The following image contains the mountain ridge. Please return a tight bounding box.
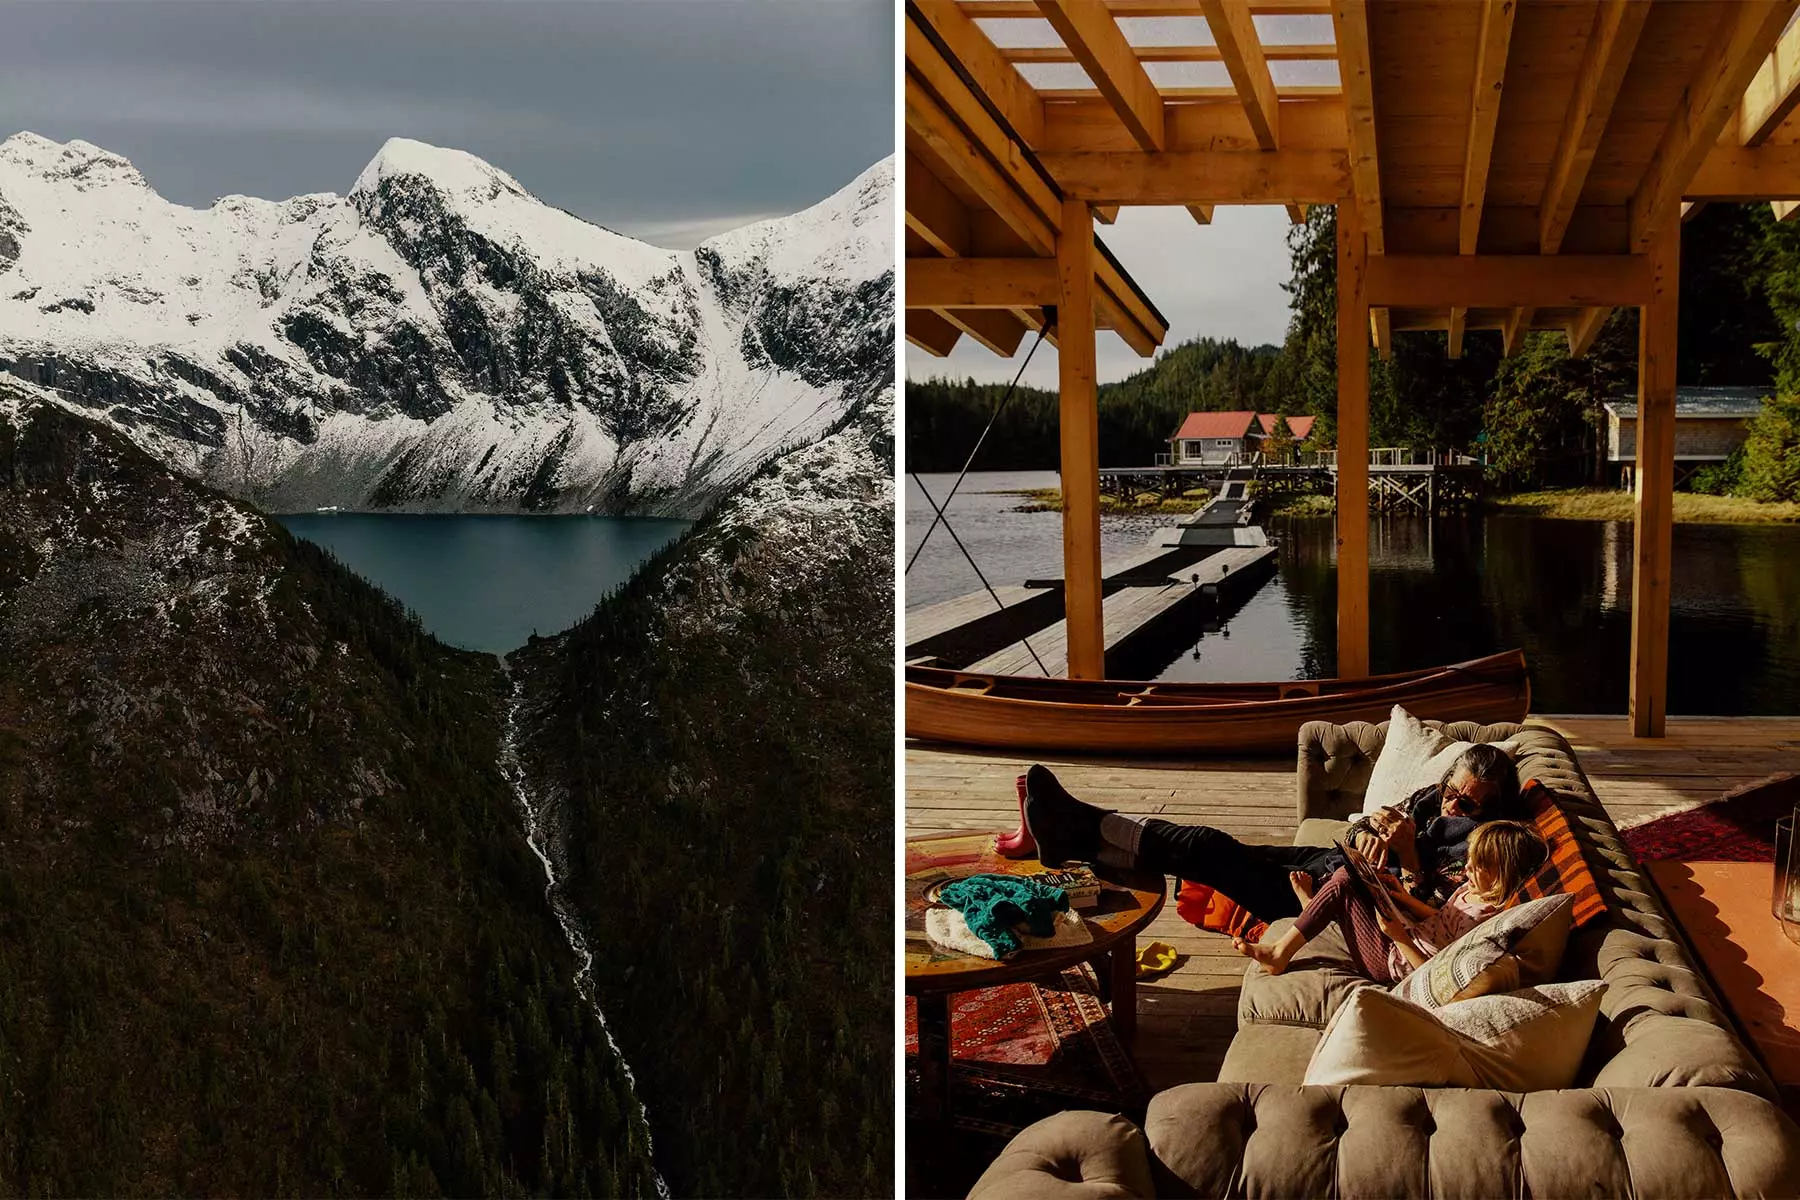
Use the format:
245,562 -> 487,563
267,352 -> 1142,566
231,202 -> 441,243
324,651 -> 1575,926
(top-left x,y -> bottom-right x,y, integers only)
0,133 -> 893,515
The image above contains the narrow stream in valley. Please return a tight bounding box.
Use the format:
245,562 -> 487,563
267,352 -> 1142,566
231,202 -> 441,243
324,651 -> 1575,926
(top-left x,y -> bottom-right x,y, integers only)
497,667 -> 670,1199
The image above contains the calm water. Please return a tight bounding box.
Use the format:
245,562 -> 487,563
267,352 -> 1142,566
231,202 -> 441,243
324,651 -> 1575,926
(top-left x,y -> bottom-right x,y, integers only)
279,513 -> 691,654
904,472 -> 1800,714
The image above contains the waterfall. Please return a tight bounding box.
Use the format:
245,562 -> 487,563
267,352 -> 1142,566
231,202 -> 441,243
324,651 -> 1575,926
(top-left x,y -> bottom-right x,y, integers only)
497,666 -> 670,1199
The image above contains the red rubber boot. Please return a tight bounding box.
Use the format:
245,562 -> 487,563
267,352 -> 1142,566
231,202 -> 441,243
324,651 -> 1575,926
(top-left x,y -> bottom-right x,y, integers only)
994,774 -> 1038,859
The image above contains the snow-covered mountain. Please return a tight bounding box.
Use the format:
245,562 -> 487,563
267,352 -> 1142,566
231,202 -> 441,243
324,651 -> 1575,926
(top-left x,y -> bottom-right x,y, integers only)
0,133 -> 892,513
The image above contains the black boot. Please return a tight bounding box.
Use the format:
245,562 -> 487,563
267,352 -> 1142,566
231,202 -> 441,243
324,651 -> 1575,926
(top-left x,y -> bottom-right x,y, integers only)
1023,765 -> 1107,868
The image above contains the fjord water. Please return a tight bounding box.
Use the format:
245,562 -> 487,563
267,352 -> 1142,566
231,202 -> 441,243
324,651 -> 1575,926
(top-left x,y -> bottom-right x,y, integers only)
905,471 -> 1800,714
279,513 -> 691,653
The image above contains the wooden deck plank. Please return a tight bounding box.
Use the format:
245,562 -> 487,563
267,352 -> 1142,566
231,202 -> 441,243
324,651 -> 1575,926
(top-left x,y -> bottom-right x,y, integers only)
905,712 -> 1796,1102
904,585 -> 1044,645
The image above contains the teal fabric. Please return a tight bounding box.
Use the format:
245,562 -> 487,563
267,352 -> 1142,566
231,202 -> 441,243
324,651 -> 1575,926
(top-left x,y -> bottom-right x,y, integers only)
938,873 -> 1071,958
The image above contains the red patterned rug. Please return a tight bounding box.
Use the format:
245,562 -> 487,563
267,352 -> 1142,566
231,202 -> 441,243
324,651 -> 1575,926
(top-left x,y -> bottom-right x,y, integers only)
1621,773 -> 1800,863
903,963 -> 1146,1139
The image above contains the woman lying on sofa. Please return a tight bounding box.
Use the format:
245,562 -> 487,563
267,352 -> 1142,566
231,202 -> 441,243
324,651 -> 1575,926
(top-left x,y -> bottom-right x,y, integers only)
1019,742 -> 1521,926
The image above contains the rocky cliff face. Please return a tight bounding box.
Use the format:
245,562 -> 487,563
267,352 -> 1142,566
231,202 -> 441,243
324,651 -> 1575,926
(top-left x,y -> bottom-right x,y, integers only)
0,133 -> 892,514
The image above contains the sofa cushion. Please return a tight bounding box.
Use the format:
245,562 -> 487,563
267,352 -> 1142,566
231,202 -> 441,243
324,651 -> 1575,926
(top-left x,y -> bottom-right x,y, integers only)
1303,981 -> 1607,1091
1294,817 -> 1350,848
1391,892 -> 1574,1009
1517,780 -> 1608,927
966,1110 -> 1154,1200
1215,1022 -> 1321,1084
1237,920 -> 1377,1030
1361,704 -> 1521,814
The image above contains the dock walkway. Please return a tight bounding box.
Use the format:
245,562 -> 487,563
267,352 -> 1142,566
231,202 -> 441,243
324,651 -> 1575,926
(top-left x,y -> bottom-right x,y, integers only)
905,716 -> 1800,1093
963,545 -> 1275,677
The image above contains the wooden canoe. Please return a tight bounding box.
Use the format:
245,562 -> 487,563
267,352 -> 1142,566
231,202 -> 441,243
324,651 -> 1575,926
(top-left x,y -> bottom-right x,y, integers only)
905,649 -> 1530,755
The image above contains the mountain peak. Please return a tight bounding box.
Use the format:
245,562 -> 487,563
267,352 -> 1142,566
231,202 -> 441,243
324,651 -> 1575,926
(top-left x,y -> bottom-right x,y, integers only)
351,137 -> 530,204
1,131 -> 149,191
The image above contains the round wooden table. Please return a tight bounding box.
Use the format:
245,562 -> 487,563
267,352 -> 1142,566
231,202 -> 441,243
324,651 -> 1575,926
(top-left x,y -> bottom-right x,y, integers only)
905,830 -> 1166,1124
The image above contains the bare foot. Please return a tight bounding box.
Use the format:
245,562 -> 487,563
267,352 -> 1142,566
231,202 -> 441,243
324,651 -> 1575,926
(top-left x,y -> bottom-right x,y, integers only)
1233,935 -> 1290,976
1289,869 -> 1315,905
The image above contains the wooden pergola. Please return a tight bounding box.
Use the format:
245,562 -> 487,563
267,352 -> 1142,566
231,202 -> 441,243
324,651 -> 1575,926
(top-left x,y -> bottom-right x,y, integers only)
905,0 -> 1800,737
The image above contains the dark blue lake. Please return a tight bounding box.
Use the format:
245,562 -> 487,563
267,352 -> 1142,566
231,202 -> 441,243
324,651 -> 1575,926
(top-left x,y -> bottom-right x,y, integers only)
278,513 -> 692,654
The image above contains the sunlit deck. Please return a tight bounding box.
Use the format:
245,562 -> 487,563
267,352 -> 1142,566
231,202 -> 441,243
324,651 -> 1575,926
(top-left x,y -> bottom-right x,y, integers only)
906,715 -> 1800,1094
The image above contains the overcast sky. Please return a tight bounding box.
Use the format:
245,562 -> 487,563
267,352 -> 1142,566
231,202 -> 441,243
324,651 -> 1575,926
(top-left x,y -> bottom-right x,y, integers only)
908,204 -> 1300,389
0,0 -> 892,249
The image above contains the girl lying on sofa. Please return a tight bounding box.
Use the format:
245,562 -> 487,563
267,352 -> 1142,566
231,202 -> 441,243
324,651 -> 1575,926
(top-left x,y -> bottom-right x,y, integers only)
1233,820 -> 1549,984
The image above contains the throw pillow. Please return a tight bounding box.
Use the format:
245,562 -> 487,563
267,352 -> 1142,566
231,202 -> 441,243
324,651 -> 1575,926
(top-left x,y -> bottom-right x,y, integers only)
1360,705 -> 1521,815
1390,892 -> 1574,1008
1515,780 -> 1608,927
1304,980 -> 1606,1091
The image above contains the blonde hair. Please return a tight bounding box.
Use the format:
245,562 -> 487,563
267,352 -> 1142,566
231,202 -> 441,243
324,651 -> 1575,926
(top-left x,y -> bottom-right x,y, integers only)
1465,820 -> 1549,904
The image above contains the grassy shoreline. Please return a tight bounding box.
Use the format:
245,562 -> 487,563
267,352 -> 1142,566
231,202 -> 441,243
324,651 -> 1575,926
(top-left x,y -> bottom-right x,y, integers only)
1489,488 -> 1800,524
996,485 -> 1800,524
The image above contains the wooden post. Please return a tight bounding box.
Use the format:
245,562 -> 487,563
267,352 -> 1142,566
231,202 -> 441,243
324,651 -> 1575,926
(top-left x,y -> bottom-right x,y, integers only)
1630,221 -> 1679,736
1058,200 -> 1105,679
1336,203 -> 1372,678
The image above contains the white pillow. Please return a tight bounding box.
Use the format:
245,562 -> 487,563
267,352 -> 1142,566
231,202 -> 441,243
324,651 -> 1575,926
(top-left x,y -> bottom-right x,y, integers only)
1303,980 -> 1605,1091
1360,704 -> 1520,815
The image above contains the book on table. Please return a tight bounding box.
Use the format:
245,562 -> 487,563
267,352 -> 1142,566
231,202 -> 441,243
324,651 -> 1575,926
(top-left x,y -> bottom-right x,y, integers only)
1032,866 -> 1103,910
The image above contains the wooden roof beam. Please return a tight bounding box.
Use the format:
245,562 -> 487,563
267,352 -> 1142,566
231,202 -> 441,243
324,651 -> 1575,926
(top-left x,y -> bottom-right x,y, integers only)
904,73 -> 1056,257
907,258 -> 1061,308
1447,307 -> 1466,359
1040,149 -> 1348,204
1459,0 -> 1518,256
1332,0 -> 1384,253
1738,14 -> 1800,146
1370,307 -> 1392,360
1036,0 -> 1166,152
905,152 -> 971,257
1687,142 -> 1800,199
912,0 -> 1045,146
1093,205 -> 1120,224
1286,203 -> 1307,224
907,309 -> 963,356
1539,0 -> 1650,254
1188,205 -> 1215,225
1201,0 -> 1280,150
1567,307 -> 1609,358
1094,251 -> 1169,351
1628,0 -> 1799,251
1365,254 -> 1652,309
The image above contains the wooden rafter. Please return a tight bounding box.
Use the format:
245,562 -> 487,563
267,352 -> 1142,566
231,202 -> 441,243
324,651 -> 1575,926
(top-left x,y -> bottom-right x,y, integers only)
1042,97 -> 1345,154
912,0 -> 1044,145
1039,149 -> 1348,205
1035,0 -> 1166,152
1332,0 -> 1384,253
1540,0 -> 1648,255
1502,306 -> 1532,356
1777,200 -> 1800,221
1459,0 -> 1517,256
1000,42 -> 1335,65
1369,307 -> 1392,360
1447,307 -> 1466,359
1628,0 -> 1798,251
907,309 -> 962,356
940,308 -> 1029,356
1286,204 -> 1307,224
1187,205 -> 1215,225
1201,0 -> 1280,150
1566,306 -> 1609,357
905,77 -> 1057,256
905,153 -> 970,257
964,0 -> 1334,15
1738,14 -> 1800,146
1688,142 -> 1800,200
1093,205 -> 1120,224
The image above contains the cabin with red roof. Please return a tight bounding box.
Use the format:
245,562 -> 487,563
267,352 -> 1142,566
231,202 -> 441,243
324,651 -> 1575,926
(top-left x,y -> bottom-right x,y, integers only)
1168,412 -> 1317,466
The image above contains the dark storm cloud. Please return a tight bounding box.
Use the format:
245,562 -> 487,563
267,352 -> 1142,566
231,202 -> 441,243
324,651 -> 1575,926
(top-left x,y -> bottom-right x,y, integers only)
0,0 -> 893,246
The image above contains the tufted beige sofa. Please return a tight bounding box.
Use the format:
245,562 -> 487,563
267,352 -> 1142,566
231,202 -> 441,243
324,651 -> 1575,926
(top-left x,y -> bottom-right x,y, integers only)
966,720 -> 1800,1199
